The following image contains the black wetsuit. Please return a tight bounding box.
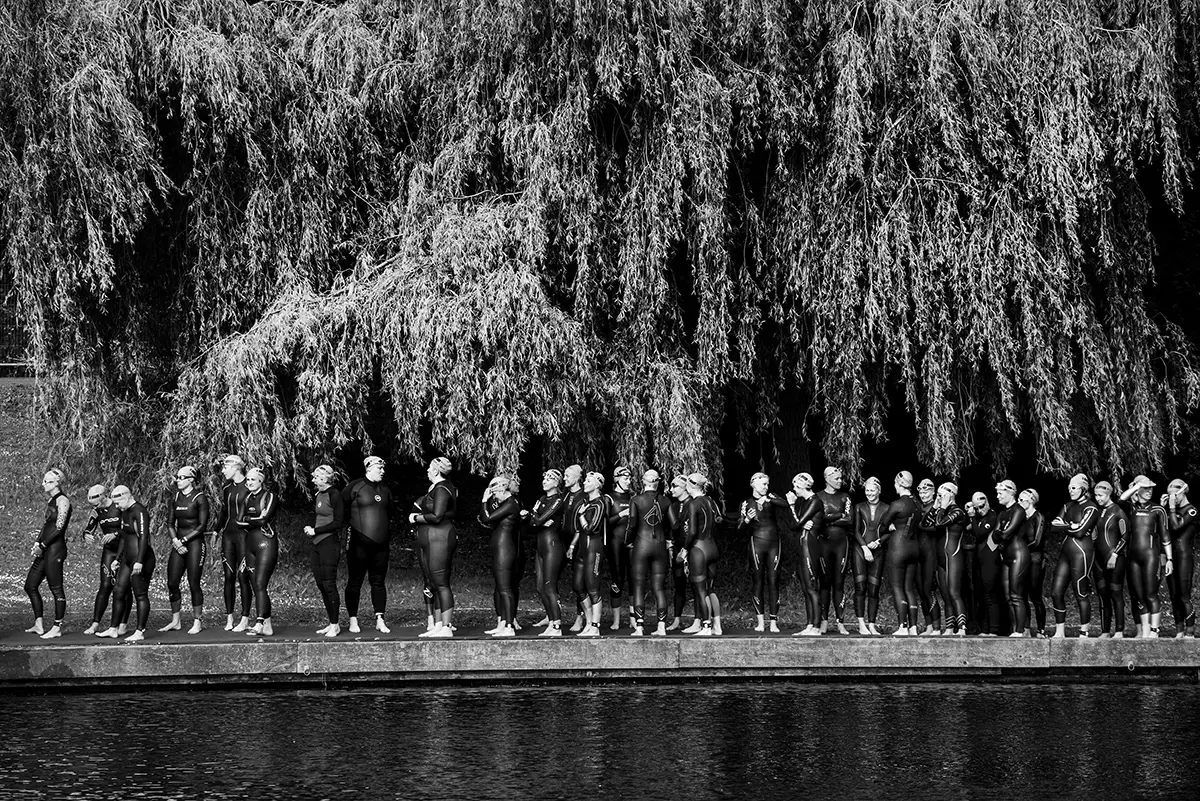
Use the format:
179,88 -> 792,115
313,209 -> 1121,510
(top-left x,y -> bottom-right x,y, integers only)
241,488 -> 279,621
343,478 -> 393,617
311,488 -> 344,625
995,504 -> 1029,634
1093,502 -> 1128,635
167,488 -> 209,613
1168,503 -> 1198,634
668,499 -> 689,619
26,491 -> 72,623
970,508 -> 1002,634
531,492 -> 566,623
852,500 -> 888,623
113,502 -> 155,631
480,496 -> 522,627
575,495 -> 609,608
607,489 -> 633,611
816,489 -> 853,625
560,487 -> 588,616
740,494 -> 790,621
1023,510 -> 1047,633
83,502 -> 129,626
1050,498 -> 1099,626
1125,500 -> 1169,622
415,479 -> 457,615
929,503 -> 968,632
629,490 -> 672,627
214,479 -> 252,619
914,499 -> 942,630
790,495 -> 825,629
685,495 -> 721,625
879,495 -> 919,629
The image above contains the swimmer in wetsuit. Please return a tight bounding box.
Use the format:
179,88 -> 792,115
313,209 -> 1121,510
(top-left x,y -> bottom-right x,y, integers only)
1119,475 -> 1172,638
408,456 -> 458,638
666,475 -> 692,631
304,465 -> 345,638
238,468 -> 279,636
816,467 -> 854,635
81,484 -> 130,637
682,472 -> 721,636
739,471 -> 790,633
988,480 -> 1029,638
852,477 -> 888,636
480,475 -> 525,638
627,469 -> 672,637
160,465 -> 209,635
103,485 -> 155,642
1164,479 -> 1198,638
967,492 -> 1002,635
530,469 -> 567,637
1018,489 -> 1048,637
25,469 -> 72,638
878,472 -> 920,636
914,478 -> 943,636
1049,474 -> 1099,639
344,456 -> 395,634
559,465 -> 589,632
212,454 -> 252,632
788,473 -> 825,636
928,481 -> 968,636
1091,481 -> 1128,638
606,468 -> 634,631
571,471 -> 610,637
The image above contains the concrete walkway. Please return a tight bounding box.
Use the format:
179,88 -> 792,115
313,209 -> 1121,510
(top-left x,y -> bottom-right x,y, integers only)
2,628 -> 1199,687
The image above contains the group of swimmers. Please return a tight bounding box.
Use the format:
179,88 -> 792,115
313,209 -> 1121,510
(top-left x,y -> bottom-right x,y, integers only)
20,455 -> 1198,643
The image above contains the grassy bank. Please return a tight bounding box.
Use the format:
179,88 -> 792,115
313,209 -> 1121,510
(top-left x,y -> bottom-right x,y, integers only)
0,379 -> 1189,635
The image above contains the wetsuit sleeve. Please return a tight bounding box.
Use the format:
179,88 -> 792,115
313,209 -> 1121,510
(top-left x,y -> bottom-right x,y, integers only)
531,495 -> 565,527
934,505 -> 965,529
418,485 -> 453,525
38,495 -> 72,547
479,498 -> 520,525
995,508 -> 1026,545
877,502 -> 898,544
1048,504 -> 1070,533
822,494 -> 848,527
1028,512 -> 1046,551
577,501 -> 603,536
1168,505 -> 1198,532
1066,505 -> 1099,539
789,498 -> 823,532
313,491 -> 345,535
180,494 -> 211,544
851,505 -> 866,547
134,507 -> 152,563
1155,507 -> 1171,550
684,500 -> 702,549
244,493 -> 278,525
604,495 -> 622,528
1111,514 -> 1127,554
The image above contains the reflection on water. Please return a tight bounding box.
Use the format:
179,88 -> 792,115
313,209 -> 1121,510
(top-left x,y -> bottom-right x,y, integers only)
1,683 -> 1194,800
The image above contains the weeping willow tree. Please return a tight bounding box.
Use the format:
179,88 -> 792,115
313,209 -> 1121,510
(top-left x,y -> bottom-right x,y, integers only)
2,0 -> 1199,488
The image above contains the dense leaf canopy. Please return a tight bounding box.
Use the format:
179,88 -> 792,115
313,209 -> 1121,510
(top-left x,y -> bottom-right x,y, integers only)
2,0 -> 1199,487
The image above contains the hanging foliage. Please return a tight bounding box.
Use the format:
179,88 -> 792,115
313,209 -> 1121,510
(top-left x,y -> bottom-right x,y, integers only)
2,0 -> 1198,489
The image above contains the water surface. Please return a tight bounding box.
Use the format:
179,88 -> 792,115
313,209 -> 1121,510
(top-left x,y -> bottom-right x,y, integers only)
1,683 -> 1192,799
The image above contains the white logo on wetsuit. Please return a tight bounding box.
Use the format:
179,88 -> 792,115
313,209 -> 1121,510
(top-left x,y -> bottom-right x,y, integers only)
645,504 -> 661,527
318,501 -> 324,508
374,495 -> 381,502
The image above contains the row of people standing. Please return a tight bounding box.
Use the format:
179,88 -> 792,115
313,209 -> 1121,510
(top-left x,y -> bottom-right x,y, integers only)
23,459 -> 280,641
742,469 -> 1196,639
23,454 -> 1196,640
